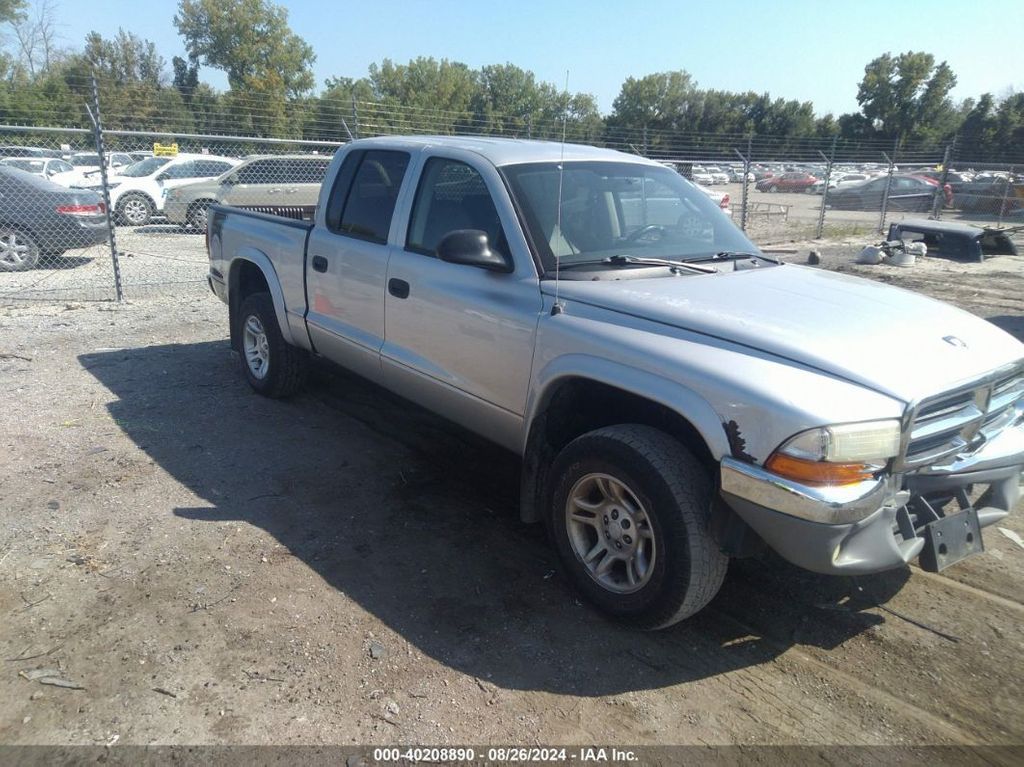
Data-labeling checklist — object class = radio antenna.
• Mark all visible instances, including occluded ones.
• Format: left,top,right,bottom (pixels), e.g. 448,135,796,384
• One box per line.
552,69,569,316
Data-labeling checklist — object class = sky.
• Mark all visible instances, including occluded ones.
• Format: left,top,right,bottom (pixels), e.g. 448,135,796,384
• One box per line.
47,0,1024,116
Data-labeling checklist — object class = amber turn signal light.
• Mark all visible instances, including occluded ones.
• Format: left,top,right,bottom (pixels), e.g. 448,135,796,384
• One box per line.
764,453,876,486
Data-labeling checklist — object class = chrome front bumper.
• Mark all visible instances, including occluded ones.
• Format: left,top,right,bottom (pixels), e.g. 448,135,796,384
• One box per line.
719,419,1024,575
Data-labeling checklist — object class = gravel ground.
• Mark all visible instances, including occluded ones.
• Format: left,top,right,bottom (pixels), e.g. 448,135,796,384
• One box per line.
0,243,1023,750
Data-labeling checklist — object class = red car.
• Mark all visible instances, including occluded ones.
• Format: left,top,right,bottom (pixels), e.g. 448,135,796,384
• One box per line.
756,172,818,192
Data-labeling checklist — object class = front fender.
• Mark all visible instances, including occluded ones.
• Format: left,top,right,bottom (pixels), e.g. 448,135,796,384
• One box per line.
524,353,730,459
228,248,295,347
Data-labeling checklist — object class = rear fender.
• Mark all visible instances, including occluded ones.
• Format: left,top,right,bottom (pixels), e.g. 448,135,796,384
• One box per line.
228,249,295,347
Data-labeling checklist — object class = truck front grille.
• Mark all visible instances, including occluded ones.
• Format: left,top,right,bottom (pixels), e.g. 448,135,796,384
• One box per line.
903,366,1024,468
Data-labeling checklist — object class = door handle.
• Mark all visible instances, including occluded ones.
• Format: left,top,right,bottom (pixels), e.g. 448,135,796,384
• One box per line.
311,255,328,273
388,278,410,299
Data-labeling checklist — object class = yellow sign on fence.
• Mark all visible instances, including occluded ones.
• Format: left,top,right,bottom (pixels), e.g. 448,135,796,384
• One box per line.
153,142,179,156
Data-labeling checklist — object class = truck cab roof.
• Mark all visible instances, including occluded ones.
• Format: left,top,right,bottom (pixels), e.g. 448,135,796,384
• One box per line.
343,135,657,168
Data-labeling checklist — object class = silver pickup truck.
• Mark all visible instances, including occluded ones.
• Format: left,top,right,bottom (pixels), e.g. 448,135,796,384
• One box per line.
206,136,1024,629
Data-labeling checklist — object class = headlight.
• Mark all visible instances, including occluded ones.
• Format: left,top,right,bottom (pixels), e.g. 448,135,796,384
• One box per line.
765,419,901,486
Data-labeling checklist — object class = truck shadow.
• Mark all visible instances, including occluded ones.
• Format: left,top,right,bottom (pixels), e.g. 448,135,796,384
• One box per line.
81,340,909,696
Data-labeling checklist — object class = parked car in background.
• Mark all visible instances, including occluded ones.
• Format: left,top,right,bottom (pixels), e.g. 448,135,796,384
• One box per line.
916,170,973,192
67,151,134,181
163,154,333,230
727,167,754,183
828,174,942,212
756,172,818,192
806,173,847,195
0,166,108,271
94,154,240,226
0,157,81,187
690,166,714,185
0,145,62,159
704,166,730,185
954,177,1024,216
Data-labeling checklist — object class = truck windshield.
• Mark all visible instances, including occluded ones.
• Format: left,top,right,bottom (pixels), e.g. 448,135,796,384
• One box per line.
502,161,759,273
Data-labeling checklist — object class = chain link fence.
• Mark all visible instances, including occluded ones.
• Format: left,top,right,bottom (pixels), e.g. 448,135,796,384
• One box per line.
2,78,1022,302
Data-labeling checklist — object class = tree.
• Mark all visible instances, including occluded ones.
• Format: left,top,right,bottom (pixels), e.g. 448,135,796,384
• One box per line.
81,29,164,85
173,0,315,99
362,57,476,134
7,0,60,77
0,0,26,23
855,51,958,144
608,71,698,134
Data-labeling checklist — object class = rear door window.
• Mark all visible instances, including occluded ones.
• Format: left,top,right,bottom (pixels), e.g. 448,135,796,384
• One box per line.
285,158,331,183
236,160,275,185
336,150,410,244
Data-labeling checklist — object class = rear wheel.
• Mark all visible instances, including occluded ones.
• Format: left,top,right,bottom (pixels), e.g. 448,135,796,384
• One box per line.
0,226,40,272
548,424,728,630
236,292,309,398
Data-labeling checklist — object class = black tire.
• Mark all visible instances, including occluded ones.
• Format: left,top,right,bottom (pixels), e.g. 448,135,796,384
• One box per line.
187,200,213,232
0,226,41,272
117,192,154,226
235,292,309,398
547,424,728,630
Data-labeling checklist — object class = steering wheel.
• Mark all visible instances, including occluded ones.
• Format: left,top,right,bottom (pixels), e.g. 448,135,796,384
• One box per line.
626,224,668,242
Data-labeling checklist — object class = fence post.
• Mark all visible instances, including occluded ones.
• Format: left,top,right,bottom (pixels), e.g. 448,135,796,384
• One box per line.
87,75,123,302
931,141,953,220
815,135,837,239
351,95,359,139
877,139,898,235
734,138,752,232
642,125,648,156
997,164,1014,227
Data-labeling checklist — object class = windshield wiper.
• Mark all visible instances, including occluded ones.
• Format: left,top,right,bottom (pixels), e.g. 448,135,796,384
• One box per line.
686,251,780,264
556,254,717,274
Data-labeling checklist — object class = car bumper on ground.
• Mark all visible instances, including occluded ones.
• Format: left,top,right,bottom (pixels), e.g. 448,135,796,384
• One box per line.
720,419,1024,575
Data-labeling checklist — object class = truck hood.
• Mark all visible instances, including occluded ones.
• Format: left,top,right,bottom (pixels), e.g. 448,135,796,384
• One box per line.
548,264,1023,402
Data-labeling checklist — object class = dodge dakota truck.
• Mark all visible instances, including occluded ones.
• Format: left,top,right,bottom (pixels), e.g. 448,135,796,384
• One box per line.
206,136,1024,629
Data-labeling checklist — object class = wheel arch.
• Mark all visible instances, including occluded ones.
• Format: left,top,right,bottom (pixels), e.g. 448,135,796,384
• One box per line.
227,250,294,350
188,198,217,218
519,360,728,524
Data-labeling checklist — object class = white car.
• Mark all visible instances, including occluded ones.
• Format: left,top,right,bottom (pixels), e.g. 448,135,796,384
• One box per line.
691,166,714,185
0,157,83,187
101,154,239,226
67,151,134,184
704,166,730,185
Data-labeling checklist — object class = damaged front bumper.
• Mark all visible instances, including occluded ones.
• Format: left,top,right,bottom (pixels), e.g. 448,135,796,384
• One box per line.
719,417,1024,575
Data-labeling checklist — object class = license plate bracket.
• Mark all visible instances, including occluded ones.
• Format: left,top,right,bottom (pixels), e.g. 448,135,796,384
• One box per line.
919,507,983,572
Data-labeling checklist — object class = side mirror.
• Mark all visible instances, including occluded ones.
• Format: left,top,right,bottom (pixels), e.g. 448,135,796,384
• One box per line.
156,172,169,182
436,230,511,272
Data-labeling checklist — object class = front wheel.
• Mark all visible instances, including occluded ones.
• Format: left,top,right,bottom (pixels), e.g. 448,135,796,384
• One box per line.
117,193,153,226
548,424,728,630
235,292,309,398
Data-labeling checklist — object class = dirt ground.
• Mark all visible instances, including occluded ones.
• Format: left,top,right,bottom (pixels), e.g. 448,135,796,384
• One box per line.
1,244,1023,750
